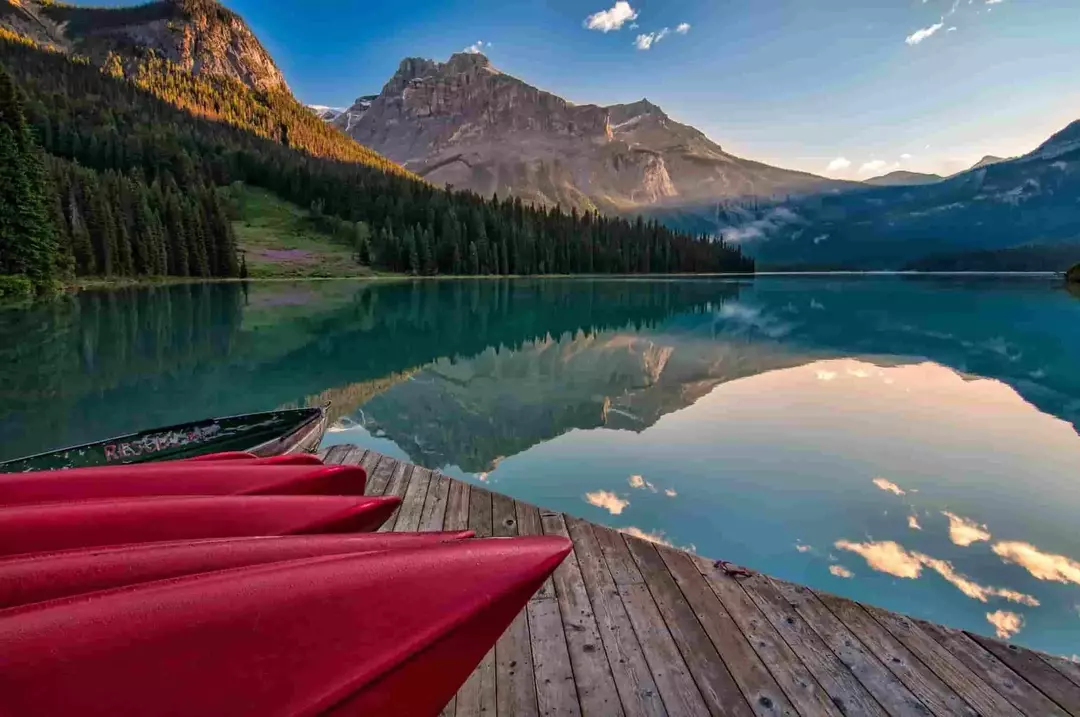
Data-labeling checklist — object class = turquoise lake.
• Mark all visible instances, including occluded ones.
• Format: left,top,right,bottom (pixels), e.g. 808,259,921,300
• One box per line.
2,276,1078,658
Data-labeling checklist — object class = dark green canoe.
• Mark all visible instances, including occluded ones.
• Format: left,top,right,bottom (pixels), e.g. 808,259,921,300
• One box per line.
0,406,328,474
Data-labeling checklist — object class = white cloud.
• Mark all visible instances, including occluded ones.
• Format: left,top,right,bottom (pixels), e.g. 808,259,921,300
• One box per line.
905,21,944,45
946,26,957,33
985,0,1004,4
986,610,1023,639
873,477,906,496
628,474,657,492
817,370,838,381
664,488,677,497
675,23,691,34
634,27,670,50
620,526,674,547
993,541,1080,585
835,540,1039,606
908,514,922,530
900,153,913,160
942,511,991,547
585,1,638,32
584,490,629,515
859,159,900,176
795,543,812,553
826,157,852,172
463,40,489,54
629,22,639,29
830,565,855,578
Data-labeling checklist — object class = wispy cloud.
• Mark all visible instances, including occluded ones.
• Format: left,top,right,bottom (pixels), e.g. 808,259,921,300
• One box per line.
835,539,1039,606
908,514,922,530
634,27,670,50
585,1,638,32
816,370,838,381
900,153,913,160
859,159,900,176
942,511,991,547
664,488,677,497
993,541,1080,585
628,474,657,492
986,610,1023,639
830,565,855,578
584,490,629,515
985,0,1004,4
906,21,944,45
946,26,958,32
463,40,489,54
620,526,674,547
826,157,852,172
873,477,906,496
675,22,691,34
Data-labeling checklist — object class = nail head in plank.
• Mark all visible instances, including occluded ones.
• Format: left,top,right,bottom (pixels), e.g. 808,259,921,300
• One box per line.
913,619,1069,717
469,485,494,539
517,502,555,602
965,632,1080,716
812,590,977,717
657,548,797,717
563,515,667,717
492,496,540,717
492,493,518,538
771,580,931,717
542,513,624,717
691,555,845,717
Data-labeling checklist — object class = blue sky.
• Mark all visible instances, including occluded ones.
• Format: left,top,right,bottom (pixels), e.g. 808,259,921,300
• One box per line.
90,0,1079,178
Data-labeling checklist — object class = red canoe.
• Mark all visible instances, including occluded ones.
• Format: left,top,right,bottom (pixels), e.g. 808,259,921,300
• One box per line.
0,537,572,717
0,531,474,610
0,464,367,506
0,495,399,558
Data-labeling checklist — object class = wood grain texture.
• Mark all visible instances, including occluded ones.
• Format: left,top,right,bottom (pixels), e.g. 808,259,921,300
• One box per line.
457,482,497,717
321,443,351,464
393,465,432,532
965,632,1080,716
443,479,471,531
364,452,396,496
376,458,412,532
493,493,540,717
419,472,452,532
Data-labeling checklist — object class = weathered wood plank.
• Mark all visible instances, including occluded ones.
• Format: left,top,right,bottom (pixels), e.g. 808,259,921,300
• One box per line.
529,594,583,717
1042,653,1080,691
457,483,498,717
356,450,383,496
337,445,367,466
364,453,397,496
813,591,977,717
393,465,432,532
742,574,888,717
316,446,332,461
542,513,624,717
772,581,931,717
593,527,706,717
443,479,471,531
658,548,797,717
419,472,453,533
492,493,539,717
517,502,556,602
322,443,351,464
966,632,1080,716
914,619,1069,717
563,516,666,717
376,459,412,532
864,605,1022,717
625,537,753,717
691,555,843,717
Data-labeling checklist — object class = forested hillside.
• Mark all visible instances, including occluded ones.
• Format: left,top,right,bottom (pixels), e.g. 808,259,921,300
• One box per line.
0,14,753,291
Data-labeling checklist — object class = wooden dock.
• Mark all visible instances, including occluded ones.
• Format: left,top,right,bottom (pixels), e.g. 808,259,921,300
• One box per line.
321,445,1080,716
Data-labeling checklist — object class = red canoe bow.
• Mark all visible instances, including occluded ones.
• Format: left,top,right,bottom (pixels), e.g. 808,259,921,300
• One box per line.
0,495,400,558
0,537,573,717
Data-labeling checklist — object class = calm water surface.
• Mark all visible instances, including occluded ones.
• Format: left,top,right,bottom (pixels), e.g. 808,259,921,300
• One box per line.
2,276,1079,658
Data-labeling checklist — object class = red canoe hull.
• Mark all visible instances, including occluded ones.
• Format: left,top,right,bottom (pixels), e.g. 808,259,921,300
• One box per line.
0,532,474,610
0,464,368,506
0,495,400,558
0,537,572,717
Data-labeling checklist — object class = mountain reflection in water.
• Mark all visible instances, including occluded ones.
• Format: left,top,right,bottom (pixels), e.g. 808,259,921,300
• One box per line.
1,276,1078,657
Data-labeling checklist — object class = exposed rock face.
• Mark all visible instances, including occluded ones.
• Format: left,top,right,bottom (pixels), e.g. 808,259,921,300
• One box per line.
336,53,845,212
0,0,288,92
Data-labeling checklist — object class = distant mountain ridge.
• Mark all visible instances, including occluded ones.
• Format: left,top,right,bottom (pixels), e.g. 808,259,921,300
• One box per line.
1,0,287,92
332,52,850,212
863,170,944,187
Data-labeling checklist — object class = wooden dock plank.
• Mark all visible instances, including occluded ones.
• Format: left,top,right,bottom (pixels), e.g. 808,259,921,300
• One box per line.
965,633,1080,716
321,444,350,464
336,445,367,467
355,450,382,495
393,465,432,532
625,537,754,717
772,581,931,717
457,484,498,717
813,591,978,717
742,574,889,717
444,479,471,531
691,555,845,717
364,452,397,496
593,527,707,717
913,619,1070,717
419,472,452,532
1042,654,1080,691
493,493,540,717
376,458,412,532
517,502,580,716
864,605,1023,717
542,513,624,717
563,516,667,717
657,548,798,717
